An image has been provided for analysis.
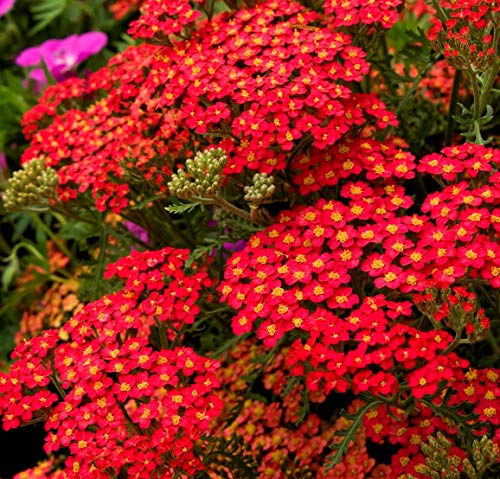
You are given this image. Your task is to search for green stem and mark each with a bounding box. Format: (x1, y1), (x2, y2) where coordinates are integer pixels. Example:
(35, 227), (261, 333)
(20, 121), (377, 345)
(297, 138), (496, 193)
(156, 319), (169, 350)
(395, 60), (436, 117)
(431, 0), (449, 26)
(379, 36), (398, 98)
(443, 330), (466, 355)
(153, 201), (194, 247)
(0, 233), (11, 254)
(445, 69), (462, 146)
(50, 375), (66, 400)
(381, 54), (440, 140)
(469, 70), (482, 124)
(8, 241), (47, 264)
(478, 62), (500, 120)
(117, 402), (143, 436)
(214, 196), (258, 224)
(193, 194), (267, 226)
(88, 227), (108, 301)
(462, 50), (500, 145)
(29, 213), (72, 258)
(52, 204), (97, 226)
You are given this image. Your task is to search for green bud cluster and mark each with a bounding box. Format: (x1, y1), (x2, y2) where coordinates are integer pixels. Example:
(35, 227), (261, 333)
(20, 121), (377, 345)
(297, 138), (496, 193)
(407, 432), (461, 479)
(211, 207), (233, 229)
(244, 172), (275, 206)
(3, 158), (59, 212)
(463, 436), (499, 479)
(409, 432), (499, 479)
(168, 148), (227, 199)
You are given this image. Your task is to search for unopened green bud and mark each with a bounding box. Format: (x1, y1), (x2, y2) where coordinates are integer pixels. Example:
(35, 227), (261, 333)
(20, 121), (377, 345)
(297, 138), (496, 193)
(168, 148), (227, 199)
(3, 158), (59, 212)
(244, 172), (275, 205)
(470, 436), (499, 475)
(462, 458), (477, 479)
(436, 432), (452, 452)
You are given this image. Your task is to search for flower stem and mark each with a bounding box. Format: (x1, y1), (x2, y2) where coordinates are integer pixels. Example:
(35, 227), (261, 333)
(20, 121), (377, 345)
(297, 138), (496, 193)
(445, 69), (462, 146)
(29, 213), (72, 259)
(50, 375), (66, 400)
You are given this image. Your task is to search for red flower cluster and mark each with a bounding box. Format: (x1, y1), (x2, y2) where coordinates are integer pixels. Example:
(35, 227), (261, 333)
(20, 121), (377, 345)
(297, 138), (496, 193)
(418, 143), (500, 182)
(109, 0), (143, 19)
(0, 248), (222, 478)
(427, 0), (499, 70)
(292, 136), (414, 194)
(20, 0), (398, 213)
(414, 286), (490, 343)
(220, 143), (500, 346)
(219, 143), (500, 472)
(14, 242), (81, 341)
(6, 0), (500, 477)
(323, 0), (402, 29)
(210, 341), (381, 478)
(364, 365), (500, 477)
(128, 0), (202, 39)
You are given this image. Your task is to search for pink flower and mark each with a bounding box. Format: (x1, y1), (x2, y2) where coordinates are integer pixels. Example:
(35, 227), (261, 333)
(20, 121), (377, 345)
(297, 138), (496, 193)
(16, 32), (107, 88)
(0, 0), (15, 17)
(0, 152), (6, 170)
(0, 152), (7, 182)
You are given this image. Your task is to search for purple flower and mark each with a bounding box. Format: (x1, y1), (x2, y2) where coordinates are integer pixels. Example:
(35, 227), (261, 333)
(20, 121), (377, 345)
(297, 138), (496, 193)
(0, 152), (6, 170)
(16, 32), (107, 87)
(124, 221), (150, 250)
(211, 239), (246, 259)
(0, 152), (7, 182)
(222, 239), (246, 253)
(0, 0), (15, 17)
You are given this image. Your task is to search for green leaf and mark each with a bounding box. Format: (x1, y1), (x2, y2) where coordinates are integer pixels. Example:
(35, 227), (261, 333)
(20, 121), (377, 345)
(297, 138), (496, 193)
(1, 257), (19, 291)
(0, 320), (18, 366)
(165, 201), (204, 215)
(59, 220), (99, 242)
(325, 399), (382, 470)
(294, 386), (310, 427)
(10, 213), (33, 243)
(129, 193), (167, 210)
(113, 33), (138, 53)
(29, 0), (69, 36)
(281, 375), (302, 399)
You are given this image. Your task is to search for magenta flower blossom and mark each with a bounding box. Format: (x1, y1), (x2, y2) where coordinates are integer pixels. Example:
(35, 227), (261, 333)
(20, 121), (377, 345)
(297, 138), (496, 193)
(0, 152), (7, 182)
(16, 32), (107, 87)
(124, 221), (150, 250)
(223, 239), (246, 252)
(0, 0), (15, 17)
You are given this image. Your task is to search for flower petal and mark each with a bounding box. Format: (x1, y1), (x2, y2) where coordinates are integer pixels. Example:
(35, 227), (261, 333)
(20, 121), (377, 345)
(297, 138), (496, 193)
(74, 32), (108, 64)
(28, 68), (47, 84)
(0, 0), (15, 17)
(16, 45), (42, 67)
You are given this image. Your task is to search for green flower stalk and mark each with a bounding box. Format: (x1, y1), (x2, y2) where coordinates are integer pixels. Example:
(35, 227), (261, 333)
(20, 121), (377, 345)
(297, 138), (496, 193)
(429, 0), (500, 144)
(3, 158), (59, 212)
(167, 148), (269, 226)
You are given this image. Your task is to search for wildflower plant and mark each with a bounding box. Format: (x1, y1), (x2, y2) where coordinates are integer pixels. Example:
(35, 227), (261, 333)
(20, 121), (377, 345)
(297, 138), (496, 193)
(0, 0), (499, 478)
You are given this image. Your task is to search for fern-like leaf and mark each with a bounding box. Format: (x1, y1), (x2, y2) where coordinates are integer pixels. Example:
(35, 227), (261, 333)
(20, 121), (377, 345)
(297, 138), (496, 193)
(29, 0), (69, 36)
(325, 399), (382, 470)
(165, 201), (204, 215)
